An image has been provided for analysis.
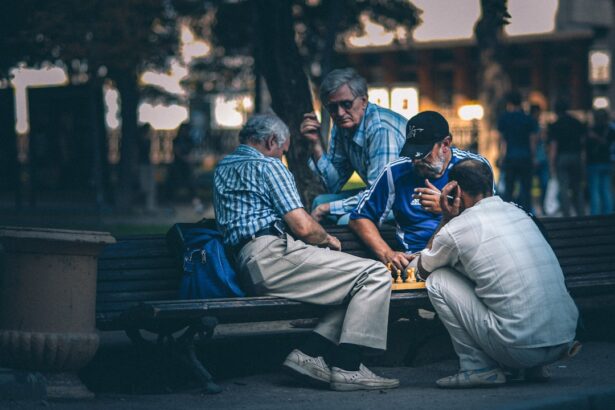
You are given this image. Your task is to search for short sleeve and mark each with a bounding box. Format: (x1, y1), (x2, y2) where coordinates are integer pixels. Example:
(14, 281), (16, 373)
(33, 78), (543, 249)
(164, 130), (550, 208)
(264, 160), (304, 216)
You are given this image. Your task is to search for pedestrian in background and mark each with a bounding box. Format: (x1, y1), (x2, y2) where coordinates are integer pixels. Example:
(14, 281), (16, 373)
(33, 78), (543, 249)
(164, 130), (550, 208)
(586, 109), (614, 215)
(530, 104), (549, 214)
(547, 99), (586, 217)
(497, 91), (538, 211)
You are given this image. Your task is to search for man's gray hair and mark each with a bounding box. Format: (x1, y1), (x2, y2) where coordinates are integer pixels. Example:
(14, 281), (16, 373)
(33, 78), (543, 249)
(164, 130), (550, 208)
(239, 113), (290, 145)
(319, 68), (367, 104)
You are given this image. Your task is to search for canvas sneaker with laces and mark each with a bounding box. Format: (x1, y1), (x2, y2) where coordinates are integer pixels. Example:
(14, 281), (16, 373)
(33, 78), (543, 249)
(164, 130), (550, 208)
(283, 349), (331, 384)
(330, 364), (400, 391)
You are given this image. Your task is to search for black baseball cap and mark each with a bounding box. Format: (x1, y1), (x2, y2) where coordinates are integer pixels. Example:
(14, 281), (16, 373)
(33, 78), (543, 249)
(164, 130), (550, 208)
(400, 111), (450, 160)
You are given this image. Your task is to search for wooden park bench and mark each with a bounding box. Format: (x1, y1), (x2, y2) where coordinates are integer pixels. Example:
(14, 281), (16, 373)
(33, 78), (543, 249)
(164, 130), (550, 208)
(95, 214), (615, 393)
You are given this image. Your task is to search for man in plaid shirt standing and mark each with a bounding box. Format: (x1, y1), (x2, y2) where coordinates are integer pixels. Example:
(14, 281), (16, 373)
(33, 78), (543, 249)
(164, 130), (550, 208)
(301, 68), (407, 224)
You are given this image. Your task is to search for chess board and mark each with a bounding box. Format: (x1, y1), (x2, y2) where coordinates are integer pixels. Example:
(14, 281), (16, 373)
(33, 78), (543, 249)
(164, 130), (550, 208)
(387, 264), (427, 291)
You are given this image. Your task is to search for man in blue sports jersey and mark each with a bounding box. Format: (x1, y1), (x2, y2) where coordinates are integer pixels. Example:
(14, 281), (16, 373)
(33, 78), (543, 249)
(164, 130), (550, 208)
(349, 111), (492, 272)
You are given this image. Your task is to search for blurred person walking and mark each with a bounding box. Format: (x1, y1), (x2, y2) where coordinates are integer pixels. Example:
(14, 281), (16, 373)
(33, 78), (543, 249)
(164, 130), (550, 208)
(586, 109), (614, 215)
(530, 104), (550, 214)
(497, 91), (538, 210)
(547, 100), (586, 217)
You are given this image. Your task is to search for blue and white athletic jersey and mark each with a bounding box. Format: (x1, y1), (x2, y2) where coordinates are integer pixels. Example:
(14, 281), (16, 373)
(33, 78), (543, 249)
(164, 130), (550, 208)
(350, 147), (492, 253)
(213, 144), (304, 246)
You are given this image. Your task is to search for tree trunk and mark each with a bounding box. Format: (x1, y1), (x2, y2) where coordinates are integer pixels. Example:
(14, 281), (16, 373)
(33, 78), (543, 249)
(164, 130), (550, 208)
(475, 0), (511, 163)
(113, 69), (139, 211)
(318, 0), (344, 150)
(253, 0), (323, 207)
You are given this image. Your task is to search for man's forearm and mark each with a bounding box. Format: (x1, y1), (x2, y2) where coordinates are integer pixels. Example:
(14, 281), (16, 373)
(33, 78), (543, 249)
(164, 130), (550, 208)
(283, 208), (329, 245)
(310, 141), (324, 162)
(426, 216), (451, 250)
(349, 218), (393, 261)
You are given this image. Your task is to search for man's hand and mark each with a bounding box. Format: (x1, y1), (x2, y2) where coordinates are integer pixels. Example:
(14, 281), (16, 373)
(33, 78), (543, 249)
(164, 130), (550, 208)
(413, 179), (443, 213)
(381, 249), (416, 272)
(440, 181), (461, 221)
(323, 234), (342, 251)
(301, 113), (324, 161)
(311, 203), (330, 221)
(300, 113), (322, 144)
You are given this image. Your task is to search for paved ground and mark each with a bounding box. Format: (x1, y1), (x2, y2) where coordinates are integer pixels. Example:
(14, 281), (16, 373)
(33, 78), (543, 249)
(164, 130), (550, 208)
(2, 312), (615, 410)
(2, 341), (614, 410)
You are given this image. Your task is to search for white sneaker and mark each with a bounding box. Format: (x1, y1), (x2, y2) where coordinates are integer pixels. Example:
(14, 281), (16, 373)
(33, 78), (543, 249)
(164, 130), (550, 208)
(283, 349), (331, 384)
(330, 364), (400, 391)
(436, 367), (506, 388)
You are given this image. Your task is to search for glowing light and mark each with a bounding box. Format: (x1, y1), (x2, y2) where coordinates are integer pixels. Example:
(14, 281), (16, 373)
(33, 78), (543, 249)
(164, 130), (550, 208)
(368, 87), (390, 109)
(412, 0), (479, 42)
(505, 0), (557, 36)
(140, 60), (188, 96)
(346, 14), (396, 48)
(412, 0), (557, 43)
(213, 94), (253, 129)
(11, 66), (69, 134)
(138, 102), (189, 130)
(589, 50), (611, 84)
(390, 87), (419, 119)
(593, 97), (610, 110)
(103, 83), (121, 130)
(180, 23), (211, 64)
(458, 104), (485, 121)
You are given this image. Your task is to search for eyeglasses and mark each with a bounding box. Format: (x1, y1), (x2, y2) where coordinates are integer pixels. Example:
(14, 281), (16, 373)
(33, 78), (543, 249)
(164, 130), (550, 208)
(326, 96), (359, 114)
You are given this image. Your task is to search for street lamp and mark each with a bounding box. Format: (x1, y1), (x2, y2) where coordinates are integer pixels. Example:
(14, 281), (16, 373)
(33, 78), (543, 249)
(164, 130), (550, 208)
(458, 104), (484, 153)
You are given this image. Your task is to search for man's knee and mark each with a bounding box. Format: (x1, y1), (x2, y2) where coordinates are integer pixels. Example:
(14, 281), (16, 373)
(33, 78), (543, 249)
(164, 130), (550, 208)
(365, 261), (392, 292)
(425, 268), (446, 295)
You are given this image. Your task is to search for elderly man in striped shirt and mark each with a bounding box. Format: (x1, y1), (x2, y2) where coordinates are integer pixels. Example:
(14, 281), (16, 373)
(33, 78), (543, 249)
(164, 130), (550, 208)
(213, 113), (398, 392)
(301, 68), (407, 224)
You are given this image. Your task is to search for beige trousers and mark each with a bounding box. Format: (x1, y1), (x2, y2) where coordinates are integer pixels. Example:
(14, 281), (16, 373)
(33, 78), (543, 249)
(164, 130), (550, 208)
(426, 267), (570, 371)
(237, 234), (392, 350)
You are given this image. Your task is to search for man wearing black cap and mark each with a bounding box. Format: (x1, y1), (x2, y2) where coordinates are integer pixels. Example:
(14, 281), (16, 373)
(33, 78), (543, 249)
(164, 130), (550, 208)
(349, 111), (492, 271)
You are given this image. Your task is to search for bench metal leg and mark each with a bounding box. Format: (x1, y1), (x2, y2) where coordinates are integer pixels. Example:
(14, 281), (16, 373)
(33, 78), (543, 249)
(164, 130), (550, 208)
(175, 317), (222, 394)
(124, 317), (222, 394)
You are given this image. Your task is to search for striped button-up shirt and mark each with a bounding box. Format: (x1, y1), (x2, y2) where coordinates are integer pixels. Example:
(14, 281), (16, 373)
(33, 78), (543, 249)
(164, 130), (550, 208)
(214, 144), (304, 246)
(309, 103), (407, 215)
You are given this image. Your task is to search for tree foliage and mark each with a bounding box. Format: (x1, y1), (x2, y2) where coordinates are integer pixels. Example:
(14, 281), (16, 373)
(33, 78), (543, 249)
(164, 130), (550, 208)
(1, 0), (203, 208)
(207, 0), (420, 205)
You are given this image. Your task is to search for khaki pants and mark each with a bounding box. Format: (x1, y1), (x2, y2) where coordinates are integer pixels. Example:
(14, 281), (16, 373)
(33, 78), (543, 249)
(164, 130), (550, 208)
(426, 267), (570, 371)
(237, 234), (391, 350)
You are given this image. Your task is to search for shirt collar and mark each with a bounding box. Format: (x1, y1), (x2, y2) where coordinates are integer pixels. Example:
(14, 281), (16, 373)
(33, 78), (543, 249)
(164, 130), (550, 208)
(475, 195), (502, 207)
(236, 144), (265, 158)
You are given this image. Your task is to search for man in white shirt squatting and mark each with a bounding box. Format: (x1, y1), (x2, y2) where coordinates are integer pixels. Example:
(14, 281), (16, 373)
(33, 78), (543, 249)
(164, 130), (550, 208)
(416, 158), (580, 388)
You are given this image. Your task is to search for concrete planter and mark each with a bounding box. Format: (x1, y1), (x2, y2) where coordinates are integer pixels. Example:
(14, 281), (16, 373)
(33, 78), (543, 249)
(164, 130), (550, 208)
(0, 227), (115, 373)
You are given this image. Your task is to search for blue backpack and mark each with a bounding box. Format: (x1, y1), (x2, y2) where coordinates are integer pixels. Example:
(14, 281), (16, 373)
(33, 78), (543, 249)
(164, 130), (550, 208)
(167, 224), (245, 299)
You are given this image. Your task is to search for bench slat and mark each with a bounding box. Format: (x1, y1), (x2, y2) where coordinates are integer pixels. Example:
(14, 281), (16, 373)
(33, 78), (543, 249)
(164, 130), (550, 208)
(98, 257), (175, 270)
(97, 279), (179, 293)
(98, 268), (178, 281)
(96, 290), (178, 303)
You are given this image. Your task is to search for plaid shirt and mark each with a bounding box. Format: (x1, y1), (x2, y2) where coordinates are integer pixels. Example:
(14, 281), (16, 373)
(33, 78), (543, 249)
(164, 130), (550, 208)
(213, 144), (303, 246)
(309, 103), (407, 214)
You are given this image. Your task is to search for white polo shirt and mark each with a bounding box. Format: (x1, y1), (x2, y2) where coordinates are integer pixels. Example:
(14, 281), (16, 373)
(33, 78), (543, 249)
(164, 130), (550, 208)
(420, 196), (578, 348)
